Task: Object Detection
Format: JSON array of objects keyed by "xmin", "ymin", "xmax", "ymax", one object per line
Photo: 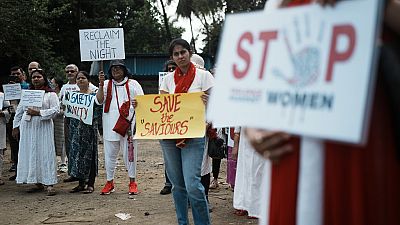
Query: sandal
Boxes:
[
  {"xmin": 233, "ymin": 209, "xmax": 248, "ymax": 216},
  {"xmin": 70, "ymin": 185, "xmax": 86, "ymax": 193},
  {"xmin": 83, "ymin": 186, "xmax": 94, "ymax": 194},
  {"xmin": 27, "ymin": 184, "xmax": 45, "ymax": 193},
  {"xmin": 47, "ymin": 187, "xmax": 56, "ymax": 196}
]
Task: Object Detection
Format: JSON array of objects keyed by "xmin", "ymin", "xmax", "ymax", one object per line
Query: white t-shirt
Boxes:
[{"xmin": 159, "ymin": 68, "xmax": 214, "ymax": 94}]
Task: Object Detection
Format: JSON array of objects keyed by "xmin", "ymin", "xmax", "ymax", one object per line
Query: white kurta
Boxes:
[
  {"xmin": 13, "ymin": 92, "xmax": 60, "ymax": 185},
  {"xmin": 0, "ymin": 93, "xmax": 10, "ymax": 149},
  {"xmin": 233, "ymin": 129, "xmax": 267, "ymax": 218},
  {"xmin": 100, "ymin": 79, "xmax": 144, "ymax": 141}
]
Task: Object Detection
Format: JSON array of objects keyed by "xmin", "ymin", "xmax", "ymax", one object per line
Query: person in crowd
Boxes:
[
  {"xmin": 191, "ymin": 53, "xmax": 214, "ymax": 211},
  {"xmin": 68, "ymin": 71, "xmax": 101, "ymax": 194},
  {"xmin": 0, "ymin": 89, "xmax": 11, "ymax": 185},
  {"xmin": 7, "ymin": 66, "xmax": 30, "ymax": 180},
  {"xmin": 61, "ymin": 64, "xmax": 97, "ymax": 182},
  {"xmin": 233, "ymin": 128, "xmax": 267, "ymax": 219},
  {"xmin": 51, "ymin": 77, "xmax": 67, "ymax": 173},
  {"xmin": 244, "ymin": 1, "xmax": 400, "ymax": 225},
  {"xmin": 158, "ymin": 38, "xmax": 214, "ymax": 225},
  {"xmin": 96, "ymin": 60, "xmax": 144, "ymax": 195},
  {"xmin": 26, "ymin": 61, "xmax": 41, "ymax": 88},
  {"xmin": 12, "ymin": 68, "xmax": 59, "ymax": 196},
  {"xmin": 159, "ymin": 59, "xmax": 177, "ymax": 195},
  {"xmin": 227, "ymin": 127, "xmax": 238, "ymax": 190}
]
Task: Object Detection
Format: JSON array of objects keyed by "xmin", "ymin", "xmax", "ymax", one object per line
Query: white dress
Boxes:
[
  {"xmin": 13, "ymin": 92, "xmax": 60, "ymax": 185},
  {"xmin": 233, "ymin": 128, "xmax": 267, "ymax": 218},
  {"xmin": 0, "ymin": 93, "xmax": 11, "ymax": 149}
]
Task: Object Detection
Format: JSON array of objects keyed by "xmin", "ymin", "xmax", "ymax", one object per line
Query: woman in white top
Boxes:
[
  {"xmin": 159, "ymin": 38, "xmax": 214, "ymax": 225},
  {"xmin": 12, "ymin": 69, "xmax": 59, "ymax": 196}
]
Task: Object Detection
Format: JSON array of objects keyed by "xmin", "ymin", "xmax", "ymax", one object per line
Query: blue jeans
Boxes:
[{"xmin": 160, "ymin": 138, "xmax": 211, "ymax": 225}]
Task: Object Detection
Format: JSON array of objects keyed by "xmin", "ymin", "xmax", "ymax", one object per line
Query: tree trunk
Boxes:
[
  {"xmin": 159, "ymin": 0, "xmax": 172, "ymax": 42},
  {"xmin": 189, "ymin": 15, "xmax": 197, "ymax": 53}
]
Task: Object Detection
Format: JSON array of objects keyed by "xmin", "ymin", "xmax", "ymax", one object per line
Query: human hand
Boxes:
[
  {"xmin": 27, "ymin": 108, "xmax": 40, "ymax": 116},
  {"xmin": 201, "ymin": 93, "xmax": 209, "ymax": 106},
  {"xmin": 132, "ymin": 99, "xmax": 138, "ymax": 108},
  {"xmin": 245, "ymin": 128, "xmax": 293, "ymax": 162},
  {"xmin": 315, "ymin": 0, "xmax": 337, "ymax": 7},
  {"xmin": 12, "ymin": 127, "xmax": 19, "ymax": 140},
  {"xmin": 98, "ymin": 71, "xmax": 105, "ymax": 87}
]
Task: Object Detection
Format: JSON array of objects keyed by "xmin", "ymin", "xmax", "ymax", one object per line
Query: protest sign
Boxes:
[
  {"xmin": 2, "ymin": 84, "xmax": 22, "ymax": 100},
  {"xmin": 207, "ymin": 0, "xmax": 383, "ymax": 144},
  {"xmin": 63, "ymin": 91, "xmax": 95, "ymax": 125},
  {"xmin": 158, "ymin": 72, "xmax": 168, "ymax": 93},
  {"xmin": 20, "ymin": 90, "xmax": 45, "ymax": 107},
  {"xmin": 135, "ymin": 92, "xmax": 205, "ymax": 139},
  {"xmin": 79, "ymin": 28, "xmax": 125, "ymax": 61}
]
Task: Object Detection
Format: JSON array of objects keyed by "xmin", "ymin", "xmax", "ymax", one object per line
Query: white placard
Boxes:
[
  {"xmin": 207, "ymin": 0, "xmax": 383, "ymax": 144},
  {"xmin": 63, "ymin": 91, "xmax": 95, "ymax": 125},
  {"xmin": 158, "ymin": 72, "xmax": 169, "ymax": 93},
  {"xmin": 79, "ymin": 28, "xmax": 125, "ymax": 61},
  {"xmin": 0, "ymin": 94, "xmax": 4, "ymax": 110},
  {"xmin": 20, "ymin": 90, "xmax": 45, "ymax": 107},
  {"xmin": 2, "ymin": 84, "xmax": 22, "ymax": 100}
]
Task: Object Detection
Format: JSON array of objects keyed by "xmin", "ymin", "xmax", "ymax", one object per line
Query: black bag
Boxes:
[{"xmin": 208, "ymin": 138, "xmax": 227, "ymax": 159}]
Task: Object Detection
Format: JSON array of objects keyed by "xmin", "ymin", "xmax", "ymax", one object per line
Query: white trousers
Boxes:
[{"xmin": 104, "ymin": 138, "xmax": 138, "ymax": 181}]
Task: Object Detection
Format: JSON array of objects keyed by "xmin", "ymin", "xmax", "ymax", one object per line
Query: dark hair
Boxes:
[
  {"xmin": 10, "ymin": 66, "xmax": 23, "ymax": 72},
  {"xmin": 168, "ymin": 38, "xmax": 191, "ymax": 57},
  {"xmin": 77, "ymin": 71, "xmax": 90, "ymax": 80},
  {"xmin": 30, "ymin": 69, "xmax": 52, "ymax": 90},
  {"xmin": 53, "ymin": 77, "xmax": 64, "ymax": 90},
  {"xmin": 163, "ymin": 60, "xmax": 177, "ymax": 72}
]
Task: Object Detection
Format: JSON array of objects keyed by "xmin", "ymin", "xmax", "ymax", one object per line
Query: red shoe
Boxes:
[
  {"xmin": 100, "ymin": 181, "xmax": 115, "ymax": 195},
  {"xmin": 129, "ymin": 181, "xmax": 138, "ymax": 195}
]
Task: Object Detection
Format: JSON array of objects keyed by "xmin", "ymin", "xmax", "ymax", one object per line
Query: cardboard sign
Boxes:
[
  {"xmin": 20, "ymin": 90, "xmax": 45, "ymax": 107},
  {"xmin": 79, "ymin": 28, "xmax": 125, "ymax": 61},
  {"xmin": 2, "ymin": 84, "xmax": 22, "ymax": 100},
  {"xmin": 135, "ymin": 92, "xmax": 206, "ymax": 139},
  {"xmin": 63, "ymin": 91, "xmax": 95, "ymax": 125},
  {"xmin": 207, "ymin": 0, "xmax": 383, "ymax": 144}
]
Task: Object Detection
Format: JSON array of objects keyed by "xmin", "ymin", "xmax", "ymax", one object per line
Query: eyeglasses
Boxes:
[
  {"xmin": 65, "ymin": 70, "xmax": 76, "ymax": 74},
  {"xmin": 111, "ymin": 66, "xmax": 123, "ymax": 71},
  {"xmin": 11, "ymin": 72, "xmax": 21, "ymax": 76}
]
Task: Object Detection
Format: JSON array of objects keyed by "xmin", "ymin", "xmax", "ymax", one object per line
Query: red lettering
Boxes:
[
  {"xmin": 233, "ymin": 32, "xmax": 253, "ymax": 79},
  {"xmin": 150, "ymin": 96, "xmax": 162, "ymax": 112},
  {"xmin": 258, "ymin": 31, "xmax": 278, "ymax": 80},
  {"xmin": 326, "ymin": 24, "xmax": 356, "ymax": 82}
]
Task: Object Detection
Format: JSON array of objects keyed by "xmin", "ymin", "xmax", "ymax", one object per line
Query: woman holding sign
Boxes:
[
  {"xmin": 159, "ymin": 38, "xmax": 214, "ymax": 225},
  {"xmin": 96, "ymin": 60, "xmax": 144, "ymax": 195},
  {"xmin": 68, "ymin": 71, "xmax": 102, "ymax": 194},
  {"xmin": 12, "ymin": 69, "xmax": 59, "ymax": 196}
]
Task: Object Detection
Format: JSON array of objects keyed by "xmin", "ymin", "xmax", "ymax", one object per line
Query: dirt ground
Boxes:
[{"xmin": 0, "ymin": 140, "xmax": 258, "ymax": 225}]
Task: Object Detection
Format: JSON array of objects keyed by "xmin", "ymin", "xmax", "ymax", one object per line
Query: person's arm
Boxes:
[
  {"xmin": 232, "ymin": 130, "xmax": 240, "ymax": 160},
  {"xmin": 96, "ymin": 71, "xmax": 105, "ymax": 104},
  {"xmin": 30, "ymin": 93, "xmax": 60, "ymax": 120}
]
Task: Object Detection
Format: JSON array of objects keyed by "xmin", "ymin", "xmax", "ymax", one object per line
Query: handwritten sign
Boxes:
[
  {"xmin": 207, "ymin": 0, "xmax": 383, "ymax": 144},
  {"xmin": 63, "ymin": 91, "xmax": 95, "ymax": 125},
  {"xmin": 79, "ymin": 28, "xmax": 125, "ymax": 61},
  {"xmin": 20, "ymin": 90, "xmax": 45, "ymax": 107},
  {"xmin": 135, "ymin": 92, "xmax": 206, "ymax": 139},
  {"xmin": 2, "ymin": 84, "xmax": 22, "ymax": 100},
  {"xmin": 158, "ymin": 72, "xmax": 168, "ymax": 93}
]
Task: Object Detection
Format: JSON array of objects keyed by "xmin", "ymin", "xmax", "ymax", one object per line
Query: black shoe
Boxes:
[
  {"xmin": 63, "ymin": 176, "xmax": 79, "ymax": 183},
  {"xmin": 9, "ymin": 175, "xmax": 16, "ymax": 181},
  {"xmin": 8, "ymin": 164, "xmax": 16, "ymax": 172},
  {"xmin": 160, "ymin": 186, "xmax": 172, "ymax": 195}
]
